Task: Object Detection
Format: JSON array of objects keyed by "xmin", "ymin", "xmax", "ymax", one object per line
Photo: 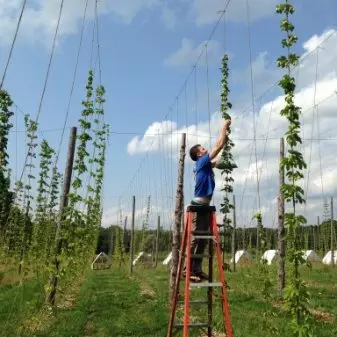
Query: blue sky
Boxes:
[{"xmin": 1, "ymin": 0, "xmax": 337, "ymax": 229}]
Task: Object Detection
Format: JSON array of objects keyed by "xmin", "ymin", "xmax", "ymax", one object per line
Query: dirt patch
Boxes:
[
  {"xmin": 57, "ymin": 295, "xmax": 76, "ymax": 309},
  {"xmin": 199, "ymin": 332, "xmax": 226, "ymax": 337},
  {"xmin": 57, "ymin": 274, "xmax": 85, "ymax": 309},
  {"xmin": 272, "ymin": 300, "xmax": 336, "ymax": 324},
  {"xmin": 311, "ymin": 309, "xmax": 336, "ymax": 323},
  {"xmin": 84, "ymin": 319, "xmax": 94, "ymax": 337},
  {"xmin": 140, "ymin": 283, "xmax": 156, "ymax": 299},
  {"xmin": 307, "ymin": 281, "xmax": 337, "ymax": 291}
]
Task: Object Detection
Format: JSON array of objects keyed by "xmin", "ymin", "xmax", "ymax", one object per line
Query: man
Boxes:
[{"xmin": 184, "ymin": 119, "xmax": 231, "ymax": 282}]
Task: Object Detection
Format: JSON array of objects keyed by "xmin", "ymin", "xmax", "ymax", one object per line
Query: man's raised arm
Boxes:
[{"xmin": 209, "ymin": 119, "xmax": 231, "ymax": 160}]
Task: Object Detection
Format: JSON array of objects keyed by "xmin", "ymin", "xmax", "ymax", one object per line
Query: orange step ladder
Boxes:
[{"xmin": 167, "ymin": 205, "xmax": 233, "ymax": 337}]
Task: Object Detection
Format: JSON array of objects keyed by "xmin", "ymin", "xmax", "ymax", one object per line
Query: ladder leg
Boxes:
[
  {"xmin": 183, "ymin": 212, "xmax": 193, "ymax": 337},
  {"xmin": 208, "ymin": 213, "xmax": 213, "ymax": 337},
  {"xmin": 167, "ymin": 212, "xmax": 189, "ymax": 337},
  {"xmin": 211, "ymin": 212, "xmax": 233, "ymax": 337}
]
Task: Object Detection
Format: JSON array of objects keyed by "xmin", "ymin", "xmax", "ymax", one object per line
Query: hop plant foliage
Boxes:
[
  {"xmin": 219, "ymin": 55, "xmax": 235, "ymax": 227},
  {"xmin": 276, "ymin": 2, "xmax": 313, "ymax": 336},
  {"xmin": 0, "ymin": 90, "xmax": 14, "ymax": 233}
]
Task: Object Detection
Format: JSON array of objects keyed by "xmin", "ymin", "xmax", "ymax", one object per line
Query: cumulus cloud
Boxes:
[
  {"xmin": 162, "ymin": 38, "xmax": 222, "ymax": 67},
  {"xmin": 0, "ymin": 0, "xmax": 173, "ymax": 46},
  {"xmin": 127, "ymin": 29, "xmax": 337, "ymax": 227},
  {"xmin": 189, "ymin": 0, "xmax": 279, "ymax": 26},
  {"xmin": 160, "ymin": 7, "xmax": 177, "ymax": 29}
]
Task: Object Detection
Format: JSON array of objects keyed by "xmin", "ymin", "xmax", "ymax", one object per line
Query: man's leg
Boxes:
[{"xmin": 190, "ymin": 211, "xmax": 210, "ymax": 275}]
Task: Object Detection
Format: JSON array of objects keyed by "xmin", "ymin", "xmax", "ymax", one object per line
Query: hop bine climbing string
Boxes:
[
  {"xmin": 276, "ymin": 2, "xmax": 314, "ymax": 336},
  {"xmin": 219, "ymin": 55, "xmax": 235, "ymax": 228}
]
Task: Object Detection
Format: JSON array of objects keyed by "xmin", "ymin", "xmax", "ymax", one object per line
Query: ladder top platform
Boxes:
[{"xmin": 187, "ymin": 205, "xmax": 216, "ymax": 213}]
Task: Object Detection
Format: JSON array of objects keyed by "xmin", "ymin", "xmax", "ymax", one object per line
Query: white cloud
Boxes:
[
  {"xmin": 160, "ymin": 7, "xmax": 177, "ymax": 29},
  {"xmin": 127, "ymin": 29, "xmax": 337, "ymax": 227},
  {"xmin": 163, "ymin": 38, "xmax": 222, "ymax": 67},
  {"xmin": 189, "ymin": 0, "xmax": 279, "ymax": 26},
  {"xmin": 233, "ymin": 51, "xmax": 282, "ymax": 99},
  {"xmin": 0, "ymin": 0, "xmax": 166, "ymax": 45}
]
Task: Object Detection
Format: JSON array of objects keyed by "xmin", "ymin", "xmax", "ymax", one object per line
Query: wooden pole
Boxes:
[
  {"xmin": 46, "ymin": 127, "xmax": 77, "ymax": 305},
  {"xmin": 331, "ymin": 197, "xmax": 335, "ymax": 266},
  {"xmin": 169, "ymin": 133, "xmax": 186, "ymax": 301},
  {"xmin": 18, "ymin": 200, "xmax": 30, "ymax": 275},
  {"xmin": 278, "ymin": 137, "xmax": 285, "ymax": 297},
  {"xmin": 317, "ymin": 216, "xmax": 322, "ymax": 253},
  {"xmin": 123, "ymin": 216, "xmax": 128, "ymax": 253},
  {"xmin": 232, "ymin": 195, "xmax": 236, "ymax": 272},
  {"xmin": 130, "ymin": 196, "xmax": 135, "ymax": 274},
  {"xmin": 155, "ymin": 215, "xmax": 160, "ymax": 268},
  {"xmin": 108, "ymin": 230, "xmax": 114, "ymax": 262}
]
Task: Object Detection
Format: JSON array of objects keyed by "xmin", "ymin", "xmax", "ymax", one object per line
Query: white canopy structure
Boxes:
[
  {"xmin": 230, "ymin": 250, "xmax": 252, "ymax": 264},
  {"xmin": 132, "ymin": 252, "xmax": 152, "ymax": 265},
  {"xmin": 302, "ymin": 250, "xmax": 321, "ymax": 262},
  {"xmin": 322, "ymin": 250, "xmax": 337, "ymax": 265},
  {"xmin": 91, "ymin": 252, "xmax": 111, "ymax": 270},
  {"xmin": 261, "ymin": 249, "xmax": 279, "ymax": 265},
  {"xmin": 163, "ymin": 252, "xmax": 172, "ymax": 265}
]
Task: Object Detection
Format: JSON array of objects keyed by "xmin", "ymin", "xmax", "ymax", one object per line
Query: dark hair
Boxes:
[{"xmin": 189, "ymin": 144, "xmax": 201, "ymax": 161}]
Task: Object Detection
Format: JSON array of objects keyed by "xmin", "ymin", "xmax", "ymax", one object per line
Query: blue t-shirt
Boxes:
[{"xmin": 193, "ymin": 154, "xmax": 215, "ymax": 198}]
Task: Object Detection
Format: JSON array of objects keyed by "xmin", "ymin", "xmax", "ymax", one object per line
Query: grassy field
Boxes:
[{"xmin": 0, "ymin": 261, "xmax": 336, "ymax": 337}]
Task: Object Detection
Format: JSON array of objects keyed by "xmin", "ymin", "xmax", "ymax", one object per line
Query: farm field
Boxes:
[
  {"xmin": 1, "ymin": 262, "xmax": 336, "ymax": 337},
  {"xmin": 1, "ymin": 1, "xmax": 337, "ymax": 337}
]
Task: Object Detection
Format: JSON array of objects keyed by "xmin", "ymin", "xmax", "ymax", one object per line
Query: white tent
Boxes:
[
  {"xmin": 133, "ymin": 252, "xmax": 144, "ymax": 265},
  {"xmin": 230, "ymin": 250, "xmax": 252, "ymax": 264},
  {"xmin": 261, "ymin": 250, "xmax": 279, "ymax": 265},
  {"xmin": 302, "ymin": 250, "xmax": 321, "ymax": 262},
  {"xmin": 132, "ymin": 252, "xmax": 152, "ymax": 265},
  {"xmin": 91, "ymin": 252, "xmax": 111, "ymax": 270},
  {"xmin": 163, "ymin": 252, "xmax": 172, "ymax": 265},
  {"xmin": 322, "ymin": 250, "xmax": 337, "ymax": 265}
]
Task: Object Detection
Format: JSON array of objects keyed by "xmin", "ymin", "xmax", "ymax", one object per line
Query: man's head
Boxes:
[{"xmin": 189, "ymin": 144, "xmax": 208, "ymax": 161}]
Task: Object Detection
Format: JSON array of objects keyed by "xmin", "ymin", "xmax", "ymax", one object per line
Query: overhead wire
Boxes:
[
  {"xmin": 0, "ymin": 0, "xmax": 27, "ymax": 90},
  {"xmin": 95, "ymin": 0, "xmax": 102, "ymax": 85},
  {"xmin": 304, "ymin": 48, "xmax": 319, "ymax": 216},
  {"xmin": 205, "ymin": 44, "xmax": 212, "ymax": 150},
  {"xmin": 54, "ymin": 0, "xmax": 89, "ymax": 168},
  {"xmin": 17, "ymin": 0, "xmax": 65, "ymax": 185},
  {"xmin": 245, "ymin": 0, "xmax": 261, "ymax": 216}
]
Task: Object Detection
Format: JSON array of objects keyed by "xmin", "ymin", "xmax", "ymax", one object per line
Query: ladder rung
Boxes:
[
  {"xmin": 189, "ymin": 254, "xmax": 210, "ymax": 258},
  {"xmin": 190, "ymin": 282, "xmax": 222, "ymax": 287},
  {"xmin": 193, "ymin": 235, "xmax": 216, "ymax": 240},
  {"xmin": 178, "ymin": 300, "xmax": 208, "ymax": 304},
  {"xmin": 174, "ymin": 323, "xmax": 209, "ymax": 328},
  {"xmin": 192, "ymin": 230, "xmax": 212, "ymax": 235}
]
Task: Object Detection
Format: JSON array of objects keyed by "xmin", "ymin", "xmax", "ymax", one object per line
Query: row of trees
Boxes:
[
  {"xmin": 98, "ymin": 220, "xmax": 336, "ymax": 258},
  {"xmin": 0, "ymin": 70, "xmax": 108, "ymax": 304}
]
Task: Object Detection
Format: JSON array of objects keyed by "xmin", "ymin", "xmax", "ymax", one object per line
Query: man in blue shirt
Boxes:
[{"xmin": 185, "ymin": 119, "xmax": 231, "ymax": 282}]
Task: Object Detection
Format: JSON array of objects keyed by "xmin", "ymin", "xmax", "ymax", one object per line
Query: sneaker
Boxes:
[
  {"xmin": 190, "ymin": 273, "xmax": 202, "ymax": 283},
  {"xmin": 182, "ymin": 271, "xmax": 202, "ymax": 283},
  {"xmin": 195, "ymin": 271, "xmax": 209, "ymax": 280}
]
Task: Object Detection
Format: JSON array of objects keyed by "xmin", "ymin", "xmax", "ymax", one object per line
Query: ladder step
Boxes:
[
  {"xmin": 178, "ymin": 300, "xmax": 208, "ymax": 304},
  {"xmin": 192, "ymin": 230, "xmax": 212, "ymax": 235},
  {"xmin": 189, "ymin": 254, "xmax": 210, "ymax": 258},
  {"xmin": 194, "ymin": 235, "xmax": 216, "ymax": 240},
  {"xmin": 190, "ymin": 282, "xmax": 222, "ymax": 287},
  {"xmin": 174, "ymin": 323, "xmax": 209, "ymax": 328}
]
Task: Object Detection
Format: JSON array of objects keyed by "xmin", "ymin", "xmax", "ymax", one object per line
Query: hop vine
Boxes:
[
  {"xmin": 0, "ymin": 90, "xmax": 14, "ymax": 234},
  {"xmin": 276, "ymin": 2, "xmax": 313, "ymax": 336},
  {"xmin": 219, "ymin": 55, "xmax": 236, "ymax": 227}
]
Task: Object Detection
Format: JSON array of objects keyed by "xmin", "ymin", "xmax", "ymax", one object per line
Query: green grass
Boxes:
[
  {"xmin": 0, "ymin": 278, "xmax": 45, "ymax": 336},
  {"xmin": 0, "ymin": 262, "xmax": 336, "ymax": 336}
]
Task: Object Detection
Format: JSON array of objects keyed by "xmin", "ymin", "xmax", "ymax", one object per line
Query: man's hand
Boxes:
[
  {"xmin": 209, "ymin": 119, "xmax": 232, "ymax": 160},
  {"xmin": 224, "ymin": 119, "xmax": 231, "ymax": 128}
]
